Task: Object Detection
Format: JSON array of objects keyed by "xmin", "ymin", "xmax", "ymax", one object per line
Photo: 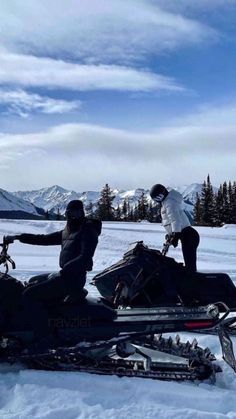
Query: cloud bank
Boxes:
[
  {"xmin": 0, "ymin": 0, "xmax": 217, "ymax": 64},
  {"xmin": 0, "ymin": 0, "xmax": 220, "ymax": 120},
  {"xmin": 1, "ymin": 101, "xmax": 236, "ymax": 191},
  {"xmin": 0, "ymin": 49, "xmax": 185, "ymax": 93}
]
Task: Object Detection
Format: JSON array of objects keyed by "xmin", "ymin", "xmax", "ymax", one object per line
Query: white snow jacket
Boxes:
[{"xmin": 161, "ymin": 189, "xmax": 190, "ymax": 234}]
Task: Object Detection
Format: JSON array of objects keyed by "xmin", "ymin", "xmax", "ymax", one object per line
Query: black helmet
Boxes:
[
  {"xmin": 149, "ymin": 184, "xmax": 168, "ymax": 202},
  {"xmin": 65, "ymin": 200, "xmax": 85, "ymax": 220}
]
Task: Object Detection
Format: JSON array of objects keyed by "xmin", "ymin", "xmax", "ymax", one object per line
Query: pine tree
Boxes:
[
  {"xmin": 147, "ymin": 202, "xmax": 161, "ymax": 223},
  {"xmin": 200, "ymin": 175, "xmax": 215, "ymax": 226},
  {"xmin": 133, "ymin": 204, "xmax": 139, "ymax": 221},
  {"xmin": 200, "ymin": 180, "xmax": 207, "ymax": 225},
  {"xmin": 232, "ymin": 182, "xmax": 236, "ymax": 224},
  {"xmin": 126, "ymin": 200, "xmax": 131, "ymax": 221},
  {"xmin": 193, "ymin": 193, "xmax": 202, "ymax": 225},
  {"xmin": 96, "ymin": 184, "xmax": 115, "ymax": 221},
  {"xmin": 147, "ymin": 201, "xmax": 154, "ymax": 222},
  {"xmin": 221, "ymin": 181, "xmax": 230, "ymax": 224},
  {"xmin": 195, "ymin": 177, "xmax": 236, "ymax": 226},
  {"xmin": 128, "ymin": 208, "xmax": 134, "ymax": 221},
  {"xmin": 215, "ymin": 185, "xmax": 224, "ymax": 226},
  {"xmin": 114, "ymin": 204, "xmax": 122, "ymax": 221},
  {"xmin": 137, "ymin": 192, "xmax": 148, "ymax": 220},
  {"xmin": 228, "ymin": 181, "xmax": 234, "ymax": 223},
  {"xmin": 122, "ymin": 199, "xmax": 128, "ymax": 221}
]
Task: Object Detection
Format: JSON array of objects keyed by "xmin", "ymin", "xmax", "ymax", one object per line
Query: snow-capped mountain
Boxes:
[
  {"xmin": 14, "ymin": 185, "xmax": 100, "ymax": 215},
  {"xmin": 182, "ymin": 184, "xmax": 203, "ymax": 204},
  {"xmin": 14, "ymin": 185, "xmax": 81, "ymax": 214},
  {"xmin": 173, "ymin": 183, "xmax": 203, "ymax": 204},
  {"xmin": 112, "ymin": 188, "xmax": 150, "ymax": 208},
  {"xmin": 13, "ymin": 183, "xmax": 203, "ymax": 218},
  {"xmin": 0, "ymin": 188, "xmax": 41, "ymax": 219}
]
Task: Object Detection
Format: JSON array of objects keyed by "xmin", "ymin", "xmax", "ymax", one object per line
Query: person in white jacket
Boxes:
[{"xmin": 150, "ymin": 184, "xmax": 200, "ymax": 271}]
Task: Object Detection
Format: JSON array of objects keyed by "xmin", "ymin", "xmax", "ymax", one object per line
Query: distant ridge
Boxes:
[{"xmin": 12, "ymin": 183, "xmax": 205, "ymax": 220}]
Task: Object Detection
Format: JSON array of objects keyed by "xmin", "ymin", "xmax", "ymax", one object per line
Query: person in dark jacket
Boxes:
[
  {"xmin": 5, "ymin": 200, "xmax": 101, "ymax": 350},
  {"xmin": 150, "ymin": 184, "xmax": 200, "ymax": 271}
]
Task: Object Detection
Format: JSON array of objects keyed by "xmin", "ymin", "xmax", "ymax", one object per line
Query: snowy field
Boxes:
[{"xmin": 0, "ymin": 219, "xmax": 236, "ymax": 419}]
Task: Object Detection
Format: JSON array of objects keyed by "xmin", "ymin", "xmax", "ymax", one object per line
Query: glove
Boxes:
[
  {"xmin": 4, "ymin": 235, "xmax": 19, "ymax": 244},
  {"xmin": 170, "ymin": 233, "xmax": 181, "ymax": 248}
]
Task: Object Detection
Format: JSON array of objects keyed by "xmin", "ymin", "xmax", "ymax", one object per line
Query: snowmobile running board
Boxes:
[{"xmin": 188, "ymin": 313, "xmax": 236, "ymax": 336}]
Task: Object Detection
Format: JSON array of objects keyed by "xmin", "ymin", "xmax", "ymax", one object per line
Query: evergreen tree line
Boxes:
[
  {"xmin": 88, "ymin": 183, "xmax": 161, "ymax": 222},
  {"xmin": 194, "ymin": 175, "xmax": 236, "ymax": 226},
  {"xmin": 46, "ymin": 178, "xmax": 236, "ymax": 226}
]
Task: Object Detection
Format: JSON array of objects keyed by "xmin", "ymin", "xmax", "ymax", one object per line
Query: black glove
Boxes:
[
  {"xmin": 170, "ymin": 233, "xmax": 181, "ymax": 248},
  {"xmin": 4, "ymin": 235, "xmax": 19, "ymax": 244}
]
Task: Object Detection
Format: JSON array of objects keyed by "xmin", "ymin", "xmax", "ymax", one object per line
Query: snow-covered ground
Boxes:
[{"xmin": 0, "ymin": 219, "xmax": 236, "ymax": 419}]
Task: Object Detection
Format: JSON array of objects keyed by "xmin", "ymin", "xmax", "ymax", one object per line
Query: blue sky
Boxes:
[{"xmin": 0, "ymin": 0, "xmax": 236, "ymax": 191}]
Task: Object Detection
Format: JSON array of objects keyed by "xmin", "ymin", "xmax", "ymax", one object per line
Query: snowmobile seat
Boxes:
[
  {"xmin": 63, "ymin": 289, "xmax": 89, "ymax": 304},
  {"xmin": 49, "ymin": 296, "xmax": 117, "ymax": 322},
  {"xmin": 192, "ymin": 271, "xmax": 236, "ymax": 307},
  {"xmin": 78, "ymin": 297, "xmax": 116, "ymax": 320},
  {"xmin": 75, "ymin": 297, "xmax": 116, "ymax": 319}
]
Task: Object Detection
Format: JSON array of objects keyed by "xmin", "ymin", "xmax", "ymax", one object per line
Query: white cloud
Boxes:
[
  {"xmin": 1, "ymin": 103, "xmax": 236, "ymax": 191},
  {"xmin": 0, "ymin": 49, "xmax": 184, "ymax": 93},
  {"xmin": 0, "ymin": 0, "xmax": 217, "ymax": 64},
  {"xmin": 0, "ymin": 89, "xmax": 81, "ymax": 117},
  {"xmin": 168, "ymin": 101, "xmax": 236, "ymax": 127},
  {"xmin": 0, "ymin": 0, "xmax": 218, "ymax": 100}
]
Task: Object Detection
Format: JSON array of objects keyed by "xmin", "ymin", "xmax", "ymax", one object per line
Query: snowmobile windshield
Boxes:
[{"xmin": 127, "ymin": 242, "xmax": 139, "ymax": 252}]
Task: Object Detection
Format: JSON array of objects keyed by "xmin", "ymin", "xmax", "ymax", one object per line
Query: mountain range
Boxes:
[
  {"xmin": 0, "ymin": 188, "xmax": 42, "ymax": 219},
  {"xmin": 8, "ymin": 183, "xmax": 204, "ymax": 219},
  {"xmin": 0, "ymin": 183, "xmax": 205, "ymax": 219}
]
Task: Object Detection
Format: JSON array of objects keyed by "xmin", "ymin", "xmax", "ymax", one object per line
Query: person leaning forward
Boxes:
[{"xmin": 150, "ymin": 184, "xmax": 200, "ymax": 272}]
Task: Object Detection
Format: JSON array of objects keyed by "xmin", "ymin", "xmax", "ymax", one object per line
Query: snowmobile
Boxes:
[
  {"xmin": 93, "ymin": 240, "xmax": 236, "ymax": 313},
  {"xmin": 0, "ymin": 238, "xmax": 236, "ymax": 382}
]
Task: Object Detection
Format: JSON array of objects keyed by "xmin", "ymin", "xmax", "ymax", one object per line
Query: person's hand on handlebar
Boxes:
[
  {"xmin": 4, "ymin": 235, "xmax": 20, "ymax": 245},
  {"xmin": 169, "ymin": 232, "xmax": 181, "ymax": 248}
]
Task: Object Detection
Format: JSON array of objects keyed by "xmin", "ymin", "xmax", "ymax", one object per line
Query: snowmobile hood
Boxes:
[{"xmin": 164, "ymin": 189, "xmax": 183, "ymax": 204}]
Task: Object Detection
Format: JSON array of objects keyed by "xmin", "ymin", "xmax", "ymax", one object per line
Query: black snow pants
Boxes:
[
  {"xmin": 180, "ymin": 226, "xmax": 200, "ymax": 272},
  {"xmin": 22, "ymin": 271, "xmax": 86, "ymax": 341}
]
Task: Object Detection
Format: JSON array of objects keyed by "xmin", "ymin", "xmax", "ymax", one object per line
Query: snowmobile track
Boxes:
[{"xmin": 7, "ymin": 335, "xmax": 220, "ymax": 382}]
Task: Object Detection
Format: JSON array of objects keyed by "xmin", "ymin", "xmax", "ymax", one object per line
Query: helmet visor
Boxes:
[{"xmin": 153, "ymin": 193, "xmax": 165, "ymax": 203}]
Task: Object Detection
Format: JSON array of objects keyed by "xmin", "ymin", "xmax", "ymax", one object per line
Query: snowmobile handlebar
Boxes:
[
  {"xmin": 0, "ymin": 237, "xmax": 16, "ymax": 274},
  {"xmin": 161, "ymin": 235, "xmax": 172, "ymax": 256}
]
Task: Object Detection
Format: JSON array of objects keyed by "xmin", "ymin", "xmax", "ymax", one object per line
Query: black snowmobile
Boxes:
[
  {"xmin": 94, "ymin": 240, "xmax": 236, "ymax": 313},
  {"xmin": 0, "ymin": 238, "xmax": 236, "ymax": 382}
]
